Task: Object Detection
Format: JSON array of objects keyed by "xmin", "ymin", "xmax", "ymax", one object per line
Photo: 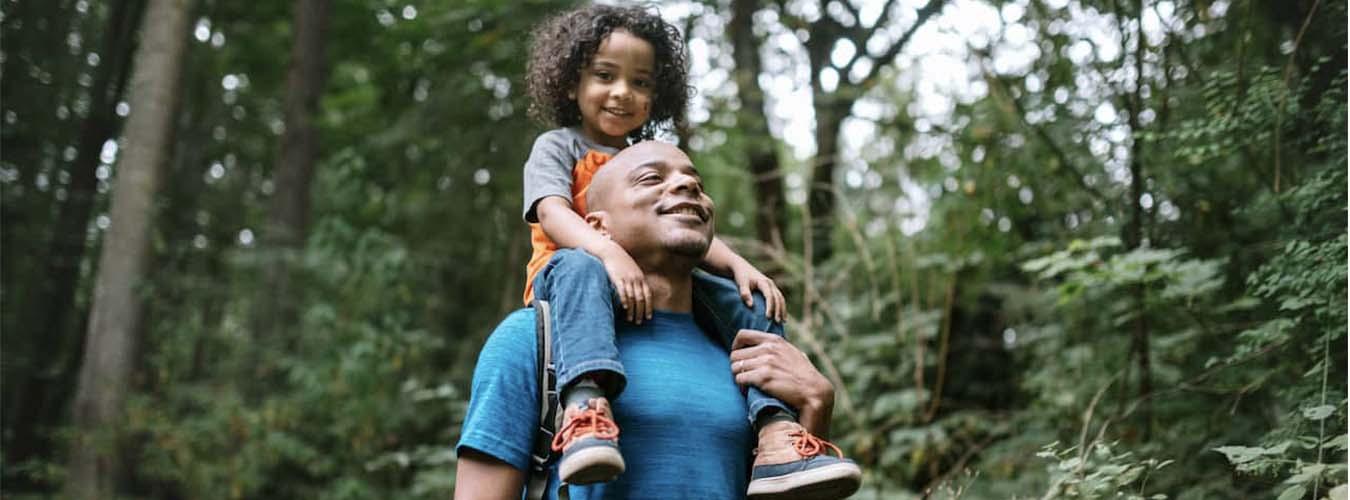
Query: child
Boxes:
[{"xmin": 519, "ymin": 4, "xmax": 860, "ymax": 498}]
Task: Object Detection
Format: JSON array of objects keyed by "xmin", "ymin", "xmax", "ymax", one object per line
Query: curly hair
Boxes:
[{"xmin": 525, "ymin": 4, "xmax": 690, "ymax": 141}]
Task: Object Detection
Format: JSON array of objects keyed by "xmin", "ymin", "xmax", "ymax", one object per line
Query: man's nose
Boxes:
[{"xmin": 668, "ymin": 172, "xmax": 701, "ymax": 194}]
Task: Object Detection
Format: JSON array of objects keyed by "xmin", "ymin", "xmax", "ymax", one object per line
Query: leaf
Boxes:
[
  {"xmin": 1288, "ymin": 463, "xmax": 1328, "ymax": 483},
  {"xmin": 1329, "ymin": 484, "xmax": 1347, "ymax": 500},
  {"xmin": 1278, "ymin": 485, "xmax": 1306, "ymax": 500},
  {"xmin": 1213, "ymin": 444, "xmax": 1282, "ymax": 465},
  {"xmin": 1303, "ymin": 405, "xmax": 1336, "ymax": 421},
  {"xmin": 1323, "ymin": 434, "xmax": 1348, "ymax": 451}
]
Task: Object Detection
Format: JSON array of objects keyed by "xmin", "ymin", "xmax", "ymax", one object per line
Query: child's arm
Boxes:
[
  {"xmin": 701, "ymin": 237, "xmax": 786, "ymax": 322},
  {"xmin": 536, "ymin": 196, "xmax": 652, "ymax": 323}
]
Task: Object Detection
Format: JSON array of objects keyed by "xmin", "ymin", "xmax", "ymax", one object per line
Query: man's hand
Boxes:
[
  {"xmin": 597, "ymin": 242, "xmax": 652, "ymax": 324},
  {"xmin": 729, "ymin": 329, "xmax": 835, "ymax": 435},
  {"xmin": 730, "ymin": 262, "xmax": 786, "ymax": 323}
]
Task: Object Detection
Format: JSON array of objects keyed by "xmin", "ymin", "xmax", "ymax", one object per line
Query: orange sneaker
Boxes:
[
  {"xmin": 747, "ymin": 421, "xmax": 861, "ymax": 499},
  {"xmin": 550, "ymin": 397, "xmax": 625, "ymax": 484}
]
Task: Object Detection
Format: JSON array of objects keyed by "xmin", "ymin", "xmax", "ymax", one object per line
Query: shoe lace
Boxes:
[
  {"xmin": 789, "ymin": 429, "xmax": 844, "ymax": 459},
  {"xmin": 550, "ymin": 406, "xmax": 620, "ymax": 453}
]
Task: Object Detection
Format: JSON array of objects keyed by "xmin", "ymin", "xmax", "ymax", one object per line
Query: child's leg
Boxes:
[
  {"xmin": 533, "ymin": 248, "xmax": 626, "ymax": 398},
  {"xmin": 533, "ymin": 248, "xmax": 626, "ymax": 484},
  {"xmin": 689, "ymin": 270, "xmax": 794, "ymax": 423},
  {"xmin": 691, "ymin": 270, "xmax": 861, "ymax": 499}
]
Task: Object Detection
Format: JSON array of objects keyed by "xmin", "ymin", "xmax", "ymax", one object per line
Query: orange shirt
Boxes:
[{"xmin": 522, "ymin": 149, "xmax": 613, "ymax": 304}]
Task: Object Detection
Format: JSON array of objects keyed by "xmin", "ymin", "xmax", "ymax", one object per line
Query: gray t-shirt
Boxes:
[{"xmin": 522, "ymin": 127, "xmax": 620, "ymax": 223}]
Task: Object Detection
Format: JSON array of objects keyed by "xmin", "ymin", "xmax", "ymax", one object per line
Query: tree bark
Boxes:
[
  {"xmin": 799, "ymin": 0, "xmax": 946, "ymax": 263},
  {"xmin": 4, "ymin": 0, "xmax": 144, "ymax": 474},
  {"xmin": 254, "ymin": 0, "xmax": 331, "ymax": 342},
  {"xmin": 729, "ymin": 0, "xmax": 787, "ymax": 251},
  {"xmin": 63, "ymin": 0, "xmax": 190, "ymax": 497},
  {"xmin": 808, "ymin": 99, "xmax": 845, "ymax": 262},
  {"xmin": 1122, "ymin": 0, "xmax": 1153, "ymax": 441}
]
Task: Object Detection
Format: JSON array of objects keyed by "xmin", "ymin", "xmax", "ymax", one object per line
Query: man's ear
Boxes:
[{"xmin": 584, "ymin": 211, "xmax": 610, "ymax": 238}]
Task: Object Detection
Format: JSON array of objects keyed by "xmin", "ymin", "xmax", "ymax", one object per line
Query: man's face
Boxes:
[{"xmin": 596, "ymin": 142, "xmax": 714, "ymax": 260}]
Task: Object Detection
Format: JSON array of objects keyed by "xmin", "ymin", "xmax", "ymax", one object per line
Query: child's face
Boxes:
[{"xmin": 570, "ymin": 29, "xmax": 654, "ymax": 148}]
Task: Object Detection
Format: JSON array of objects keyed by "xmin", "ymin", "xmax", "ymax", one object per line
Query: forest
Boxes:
[{"xmin": 2, "ymin": 0, "xmax": 1346, "ymax": 498}]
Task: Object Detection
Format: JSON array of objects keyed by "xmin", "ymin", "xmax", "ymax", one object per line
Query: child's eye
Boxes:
[
  {"xmin": 634, "ymin": 79, "xmax": 652, "ymax": 88},
  {"xmin": 594, "ymin": 71, "xmax": 614, "ymax": 81}
]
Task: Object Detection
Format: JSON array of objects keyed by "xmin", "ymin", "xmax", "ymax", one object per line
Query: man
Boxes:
[{"xmin": 455, "ymin": 141, "xmax": 852, "ymax": 499}]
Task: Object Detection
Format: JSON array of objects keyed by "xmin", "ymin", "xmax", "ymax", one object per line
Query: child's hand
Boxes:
[
  {"xmin": 598, "ymin": 244, "xmax": 651, "ymax": 324},
  {"xmin": 730, "ymin": 262, "xmax": 786, "ymax": 323}
]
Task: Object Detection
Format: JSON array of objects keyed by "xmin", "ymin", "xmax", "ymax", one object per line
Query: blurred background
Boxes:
[{"xmin": 2, "ymin": 0, "xmax": 1346, "ymax": 498}]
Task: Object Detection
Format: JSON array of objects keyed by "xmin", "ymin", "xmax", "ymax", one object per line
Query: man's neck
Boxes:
[
  {"xmin": 645, "ymin": 272, "xmax": 693, "ymax": 313},
  {"xmin": 635, "ymin": 254, "xmax": 699, "ymax": 313}
]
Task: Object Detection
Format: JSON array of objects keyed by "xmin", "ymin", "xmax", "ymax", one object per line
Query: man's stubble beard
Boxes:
[{"xmin": 665, "ymin": 231, "xmax": 713, "ymax": 260}]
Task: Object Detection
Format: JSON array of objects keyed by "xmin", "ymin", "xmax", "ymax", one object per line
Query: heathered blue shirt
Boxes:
[{"xmin": 456, "ymin": 308, "xmax": 753, "ymax": 499}]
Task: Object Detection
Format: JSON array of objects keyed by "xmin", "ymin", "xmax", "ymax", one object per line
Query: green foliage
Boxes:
[
  {"xmin": 1038, "ymin": 441, "xmax": 1173, "ymax": 499},
  {"xmin": 4, "ymin": 0, "xmax": 1346, "ymax": 498}
]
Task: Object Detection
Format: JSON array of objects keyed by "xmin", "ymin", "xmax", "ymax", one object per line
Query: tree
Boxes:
[
  {"xmin": 3, "ymin": 0, "xmax": 145, "ymax": 476},
  {"xmin": 776, "ymin": 0, "xmax": 946, "ymax": 262},
  {"xmin": 729, "ymin": 0, "xmax": 787, "ymax": 251},
  {"xmin": 63, "ymin": 0, "xmax": 190, "ymax": 496},
  {"xmin": 253, "ymin": 0, "xmax": 331, "ymax": 345}
]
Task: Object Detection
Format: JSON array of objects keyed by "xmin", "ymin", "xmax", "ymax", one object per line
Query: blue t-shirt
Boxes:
[{"xmin": 456, "ymin": 309, "xmax": 753, "ymax": 499}]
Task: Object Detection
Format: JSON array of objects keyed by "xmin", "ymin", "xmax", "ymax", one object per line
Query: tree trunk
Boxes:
[
  {"xmin": 729, "ymin": 0, "xmax": 786, "ymax": 251},
  {"xmin": 808, "ymin": 99, "xmax": 845, "ymax": 263},
  {"xmin": 1123, "ymin": 0, "xmax": 1153, "ymax": 441},
  {"xmin": 254, "ymin": 0, "xmax": 331, "ymax": 342},
  {"xmin": 63, "ymin": 0, "xmax": 190, "ymax": 497},
  {"xmin": 4, "ymin": 0, "xmax": 143, "ymax": 474},
  {"xmin": 797, "ymin": 0, "xmax": 945, "ymax": 263}
]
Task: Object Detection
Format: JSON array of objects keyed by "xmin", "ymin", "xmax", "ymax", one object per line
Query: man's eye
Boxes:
[{"xmin": 639, "ymin": 175, "xmax": 661, "ymax": 184}]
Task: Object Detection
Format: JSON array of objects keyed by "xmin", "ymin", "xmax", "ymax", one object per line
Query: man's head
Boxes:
[{"xmin": 585, "ymin": 141, "xmax": 715, "ymax": 264}]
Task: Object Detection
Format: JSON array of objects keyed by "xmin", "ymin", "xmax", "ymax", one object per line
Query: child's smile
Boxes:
[{"xmin": 571, "ymin": 29, "xmax": 655, "ymax": 148}]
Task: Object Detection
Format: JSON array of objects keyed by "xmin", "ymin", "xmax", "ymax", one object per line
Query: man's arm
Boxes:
[
  {"xmin": 454, "ymin": 310, "xmax": 544, "ymax": 498},
  {"xmin": 729, "ymin": 330, "xmax": 836, "ymax": 437},
  {"xmin": 454, "ymin": 449, "xmax": 526, "ymax": 500}
]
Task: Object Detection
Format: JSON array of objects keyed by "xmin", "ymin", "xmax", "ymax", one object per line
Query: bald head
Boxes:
[
  {"xmin": 586, "ymin": 141, "xmax": 691, "ymax": 213},
  {"xmin": 581, "ymin": 140, "xmax": 715, "ymax": 264}
]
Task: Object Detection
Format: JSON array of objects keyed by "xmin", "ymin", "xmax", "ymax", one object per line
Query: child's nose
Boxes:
[{"xmin": 610, "ymin": 81, "xmax": 631, "ymax": 100}]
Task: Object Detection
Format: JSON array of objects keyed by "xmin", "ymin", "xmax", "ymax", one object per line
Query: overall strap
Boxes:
[{"xmin": 526, "ymin": 299, "xmax": 560, "ymax": 500}]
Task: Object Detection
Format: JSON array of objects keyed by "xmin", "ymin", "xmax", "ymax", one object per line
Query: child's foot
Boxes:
[
  {"xmin": 550, "ymin": 397, "xmax": 625, "ymax": 484},
  {"xmin": 747, "ymin": 420, "xmax": 861, "ymax": 500}
]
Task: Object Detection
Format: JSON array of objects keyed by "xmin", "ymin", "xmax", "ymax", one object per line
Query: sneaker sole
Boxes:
[
  {"xmin": 747, "ymin": 462, "xmax": 862, "ymax": 500},
  {"xmin": 559, "ymin": 446, "xmax": 625, "ymax": 485}
]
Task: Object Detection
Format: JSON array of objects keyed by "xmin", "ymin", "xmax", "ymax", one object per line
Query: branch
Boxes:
[
  {"xmin": 838, "ymin": 0, "xmax": 862, "ymax": 27},
  {"xmin": 770, "ymin": 0, "xmax": 809, "ymax": 31},
  {"xmin": 922, "ymin": 278, "xmax": 957, "ymax": 423},
  {"xmin": 975, "ymin": 57, "xmax": 1111, "ymax": 205},
  {"xmin": 857, "ymin": 0, "xmax": 901, "ymax": 55},
  {"xmin": 859, "ymin": 0, "xmax": 946, "ymax": 89}
]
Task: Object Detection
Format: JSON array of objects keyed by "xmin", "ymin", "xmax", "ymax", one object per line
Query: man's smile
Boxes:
[{"xmin": 657, "ymin": 201, "xmax": 710, "ymax": 222}]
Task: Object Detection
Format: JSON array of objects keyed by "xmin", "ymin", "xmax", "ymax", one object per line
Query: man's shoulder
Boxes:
[
  {"xmin": 480, "ymin": 308, "xmax": 538, "ymax": 358},
  {"xmin": 458, "ymin": 308, "xmax": 541, "ymax": 472}
]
